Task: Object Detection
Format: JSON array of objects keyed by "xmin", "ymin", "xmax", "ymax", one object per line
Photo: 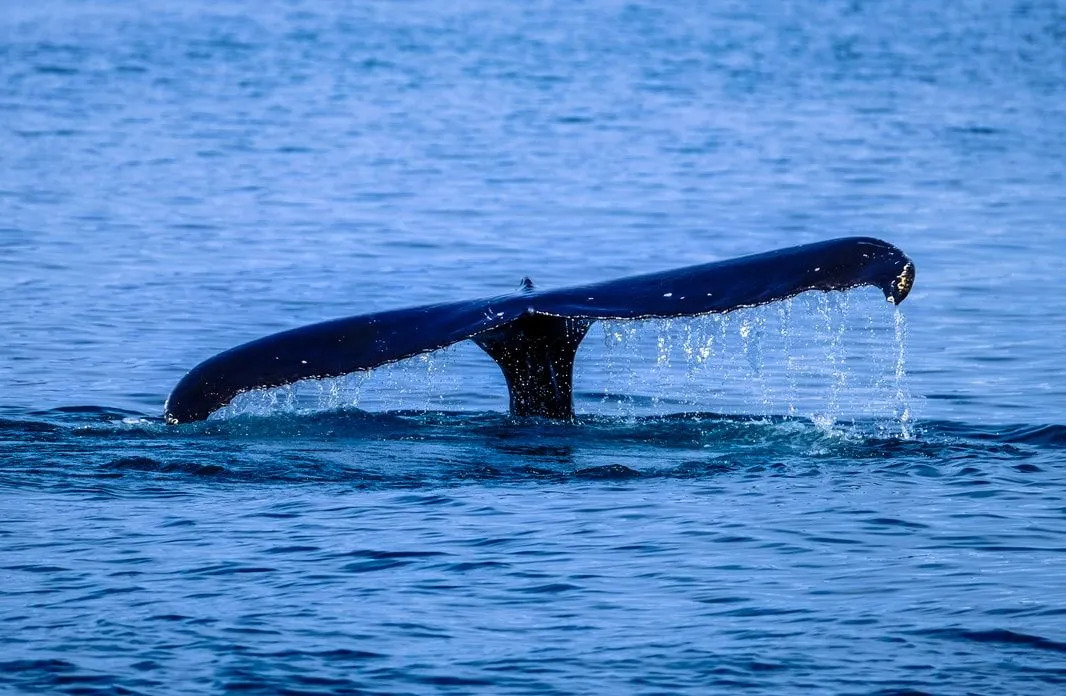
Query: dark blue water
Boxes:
[{"xmin": 3, "ymin": 0, "xmax": 1066, "ymax": 693}]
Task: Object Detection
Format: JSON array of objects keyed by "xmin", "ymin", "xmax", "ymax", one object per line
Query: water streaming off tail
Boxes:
[
  {"xmin": 212, "ymin": 288, "xmax": 912, "ymax": 432},
  {"xmin": 577, "ymin": 288, "xmax": 912, "ymax": 430},
  {"xmin": 213, "ymin": 340, "xmax": 510, "ymax": 420},
  {"xmin": 894, "ymin": 308, "xmax": 913, "ymax": 438}
]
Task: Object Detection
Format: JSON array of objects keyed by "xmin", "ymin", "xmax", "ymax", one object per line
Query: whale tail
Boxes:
[
  {"xmin": 164, "ymin": 237, "xmax": 915, "ymax": 424},
  {"xmin": 474, "ymin": 313, "xmax": 591, "ymax": 419}
]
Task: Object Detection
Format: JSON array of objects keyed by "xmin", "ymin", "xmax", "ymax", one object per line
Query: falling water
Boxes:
[
  {"xmin": 894, "ymin": 308, "xmax": 913, "ymax": 439},
  {"xmin": 587, "ymin": 288, "xmax": 911, "ymax": 425},
  {"xmin": 203, "ymin": 288, "xmax": 912, "ymax": 427}
]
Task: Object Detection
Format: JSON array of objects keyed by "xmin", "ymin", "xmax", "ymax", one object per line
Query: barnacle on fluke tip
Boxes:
[{"xmin": 890, "ymin": 262, "xmax": 916, "ymax": 304}]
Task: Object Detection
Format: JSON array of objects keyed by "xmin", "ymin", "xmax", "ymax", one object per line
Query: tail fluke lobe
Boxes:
[
  {"xmin": 528, "ymin": 237, "xmax": 914, "ymax": 320},
  {"xmin": 163, "ymin": 298, "xmax": 528, "ymax": 424}
]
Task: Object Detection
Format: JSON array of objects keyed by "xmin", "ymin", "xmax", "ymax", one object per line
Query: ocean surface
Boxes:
[{"xmin": 2, "ymin": 0, "xmax": 1066, "ymax": 693}]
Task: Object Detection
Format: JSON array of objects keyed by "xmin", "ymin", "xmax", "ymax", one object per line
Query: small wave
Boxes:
[
  {"xmin": 101, "ymin": 456, "xmax": 225, "ymax": 476},
  {"xmin": 918, "ymin": 627, "xmax": 1066, "ymax": 654},
  {"xmin": 574, "ymin": 464, "xmax": 643, "ymax": 479},
  {"xmin": 0, "ymin": 417, "xmax": 61, "ymax": 434},
  {"xmin": 923, "ymin": 420, "xmax": 1066, "ymax": 448},
  {"xmin": 28, "ymin": 405, "xmax": 151, "ymax": 422},
  {"xmin": 993, "ymin": 424, "xmax": 1066, "ymax": 448}
]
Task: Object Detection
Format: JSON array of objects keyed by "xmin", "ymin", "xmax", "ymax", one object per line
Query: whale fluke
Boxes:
[{"xmin": 164, "ymin": 237, "xmax": 915, "ymax": 424}]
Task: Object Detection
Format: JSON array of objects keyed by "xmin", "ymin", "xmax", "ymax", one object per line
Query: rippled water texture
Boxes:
[{"xmin": 2, "ymin": 0, "xmax": 1065, "ymax": 693}]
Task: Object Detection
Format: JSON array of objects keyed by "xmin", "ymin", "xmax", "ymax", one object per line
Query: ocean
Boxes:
[{"xmin": 2, "ymin": 0, "xmax": 1065, "ymax": 693}]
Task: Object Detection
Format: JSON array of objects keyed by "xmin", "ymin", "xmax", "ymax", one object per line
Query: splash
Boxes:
[
  {"xmin": 812, "ymin": 292, "xmax": 848, "ymax": 431},
  {"xmin": 586, "ymin": 287, "xmax": 914, "ymax": 429},
  {"xmin": 211, "ymin": 344, "xmax": 490, "ymax": 419},
  {"xmin": 213, "ymin": 371, "xmax": 369, "ymax": 420}
]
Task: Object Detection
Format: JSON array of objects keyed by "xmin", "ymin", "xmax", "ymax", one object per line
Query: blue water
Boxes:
[{"xmin": 2, "ymin": 0, "xmax": 1066, "ymax": 692}]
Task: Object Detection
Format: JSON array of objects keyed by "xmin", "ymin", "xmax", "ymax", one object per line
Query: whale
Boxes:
[{"xmin": 164, "ymin": 237, "xmax": 915, "ymax": 424}]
